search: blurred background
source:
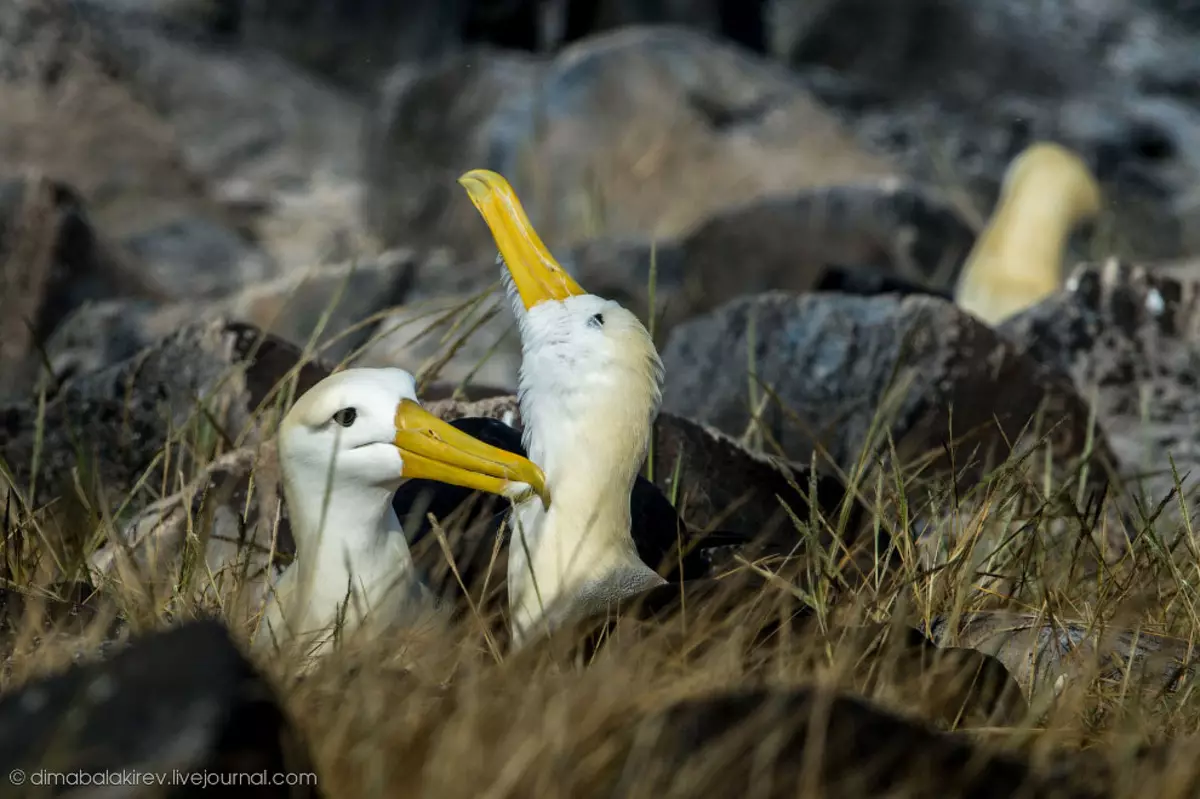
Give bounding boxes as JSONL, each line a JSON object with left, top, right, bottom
{"left": 2, "top": 0, "right": 1199, "bottom": 398}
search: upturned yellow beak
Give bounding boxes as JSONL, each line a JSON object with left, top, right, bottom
{"left": 457, "top": 168, "right": 586, "bottom": 309}
{"left": 394, "top": 399, "right": 550, "bottom": 508}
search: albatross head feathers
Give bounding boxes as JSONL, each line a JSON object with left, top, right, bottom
{"left": 279, "top": 367, "right": 550, "bottom": 512}
{"left": 457, "top": 170, "right": 663, "bottom": 451}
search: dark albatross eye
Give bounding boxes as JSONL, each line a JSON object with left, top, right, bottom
{"left": 332, "top": 407, "right": 357, "bottom": 427}
{"left": 588, "top": 313, "right": 605, "bottom": 329}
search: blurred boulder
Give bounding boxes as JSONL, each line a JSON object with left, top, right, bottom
{"left": 0, "top": 175, "right": 164, "bottom": 397}
{"left": 1000, "top": 258, "right": 1200, "bottom": 509}
{"left": 622, "top": 687, "right": 1103, "bottom": 799}
{"left": 0, "top": 320, "right": 327, "bottom": 513}
{"left": 455, "top": 179, "right": 967, "bottom": 346}
{"left": 660, "top": 292, "right": 1121, "bottom": 495}
{"left": 42, "top": 250, "right": 415, "bottom": 386}
{"left": 552, "top": 0, "right": 766, "bottom": 53}
{"left": 122, "top": 216, "right": 275, "bottom": 299}
{"left": 68, "top": 2, "right": 378, "bottom": 275}
{"left": 0, "top": 0, "right": 246, "bottom": 248}
{"left": 930, "top": 609, "right": 1199, "bottom": 703}
{"left": 0, "top": 619, "right": 319, "bottom": 797}
{"left": 358, "top": 292, "right": 520, "bottom": 391}
{"left": 78, "top": 0, "right": 772, "bottom": 90}
{"left": 773, "top": 0, "right": 1200, "bottom": 258}
{"left": 364, "top": 26, "right": 898, "bottom": 262}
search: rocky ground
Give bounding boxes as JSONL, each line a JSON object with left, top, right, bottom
{"left": 2, "top": 1, "right": 1200, "bottom": 797}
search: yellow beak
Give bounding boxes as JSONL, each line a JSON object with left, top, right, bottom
{"left": 394, "top": 399, "right": 550, "bottom": 508}
{"left": 457, "top": 168, "right": 586, "bottom": 309}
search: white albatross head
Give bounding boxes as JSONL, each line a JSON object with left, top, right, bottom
{"left": 459, "top": 169, "right": 667, "bottom": 646}
{"left": 256, "top": 366, "right": 548, "bottom": 659}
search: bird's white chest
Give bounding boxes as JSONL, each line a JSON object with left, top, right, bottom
{"left": 506, "top": 497, "right": 662, "bottom": 647}
{"left": 254, "top": 537, "right": 430, "bottom": 657}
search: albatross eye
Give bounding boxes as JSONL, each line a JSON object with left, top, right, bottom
{"left": 332, "top": 407, "right": 357, "bottom": 427}
{"left": 588, "top": 313, "right": 605, "bottom": 329}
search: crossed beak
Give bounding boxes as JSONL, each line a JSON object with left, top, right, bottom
{"left": 457, "top": 168, "right": 586, "bottom": 309}
{"left": 394, "top": 399, "right": 549, "bottom": 508}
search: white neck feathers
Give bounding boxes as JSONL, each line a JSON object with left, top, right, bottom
{"left": 255, "top": 464, "right": 433, "bottom": 657}
{"left": 507, "top": 343, "right": 666, "bottom": 647}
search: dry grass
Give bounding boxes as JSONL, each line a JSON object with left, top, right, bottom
{"left": 1, "top": 42, "right": 1199, "bottom": 795}
{"left": 2, "top": 270, "right": 1200, "bottom": 799}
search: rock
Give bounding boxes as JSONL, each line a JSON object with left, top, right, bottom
{"left": 0, "top": 619, "right": 319, "bottom": 796}
{"left": 80, "top": 1, "right": 772, "bottom": 89}
{"left": 73, "top": 4, "right": 378, "bottom": 274}
{"left": 0, "top": 0, "right": 242, "bottom": 244}
{"left": 930, "top": 610, "right": 1198, "bottom": 705}
{"left": 0, "top": 0, "right": 108, "bottom": 83}
{"left": 0, "top": 176, "right": 165, "bottom": 396}
{"left": 424, "top": 394, "right": 522, "bottom": 426}
{"left": 553, "top": 179, "right": 968, "bottom": 340}
{"left": 660, "top": 292, "right": 1122, "bottom": 496}
{"left": 42, "top": 251, "right": 414, "bottom": 385}
{"left": 76, "top": 0, "right": 457, "bottom": 85}
{"left": 363, "top": 48, "right": 544, "bottom": 263}
{"left": 774, "top": 0, "right": 1200, "bottom": 259}
{"left": 999, "top": 258, "right": 1200, "bottom": 510}
{"left": 121, "top": 216, "right": 275, "bottom": 299}
{"left": 364, "top": 26, "right": 898, "bottom": 263}
{"left": 607, "top": 687, "right": 1103, "bottom": 799}
{"left": 38, "top": 298, "right": 184, "bottom": 387}
{"left": 232, "top": 0, "right": 508, "bottom": 89}
{"left": 0, "top": 320, "right": 328, "bottom": 515}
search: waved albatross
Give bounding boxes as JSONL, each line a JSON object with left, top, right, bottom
{"left": 452, "top": 169, "right": 1027, "bottom": 724}
{"left": 456, "top": 169, "right": 876, "bottom": 648}
{"left": 954, "top": 141, "right": 1102, "bottom": 325}
{"left": 254, "top": 367, "right": 548, "bottom": 659}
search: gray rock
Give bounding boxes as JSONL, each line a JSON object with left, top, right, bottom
{"left": 930, "top": 609, "right": 1199, "bottom": 704}
{"left": 363, "top": 47, "right": 545, "bottom": 262}
{"left": 372, "top": 178, "right": 967, "bottom": 352}
{"left": 660, "top": 292, "right": 1121, "bottom": 496}
{"left": 121, "top": 216, "right": 276, "bottom": 298}
{"left": 0, "top": 319, "right": 329, "bottom": 514}
{"left": 230, "top": 0, "right": 487, "bottom": 88}
{"left": 774, "top": 0, "right": 1200, "bottom": 259}
{"left": 547, "top": 0, "right": 766, "bottom": 52}
{"left": 0, "top": 175, "right": 165, "bottom": 398}
{"left": 0, "top": 0, "right": 246, "bottom": 244}
{"left": 42, "top": 250, "right": 415, "bottom": 385}
{"left": 217, "top": 250, "right": 417, "bottom": 363}
{"left": 0, "top": 0, "right": 106, "bottom": 83}
{"left": 363, "top": 26, "right": 897, "bottom": 262}
{"left": 540, "top": 180, "right": 965, "bottom": 342}
{"left": 38, "top": 298, "right": 181, "bottom": 388}
{"left": 71, "top": 4, "right": 379, "bottom": 275}
{"left": 625, "top": 687, "right": 1103, "bottom": 799}
{"left": 1000, "top": 258, "right": 1200, "bottom": 510}
{"left": 653, "top": 179, "right": 969, "bottom": 331}
{"left": 0, "top": 619, "right": 319, "bottom": 797}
